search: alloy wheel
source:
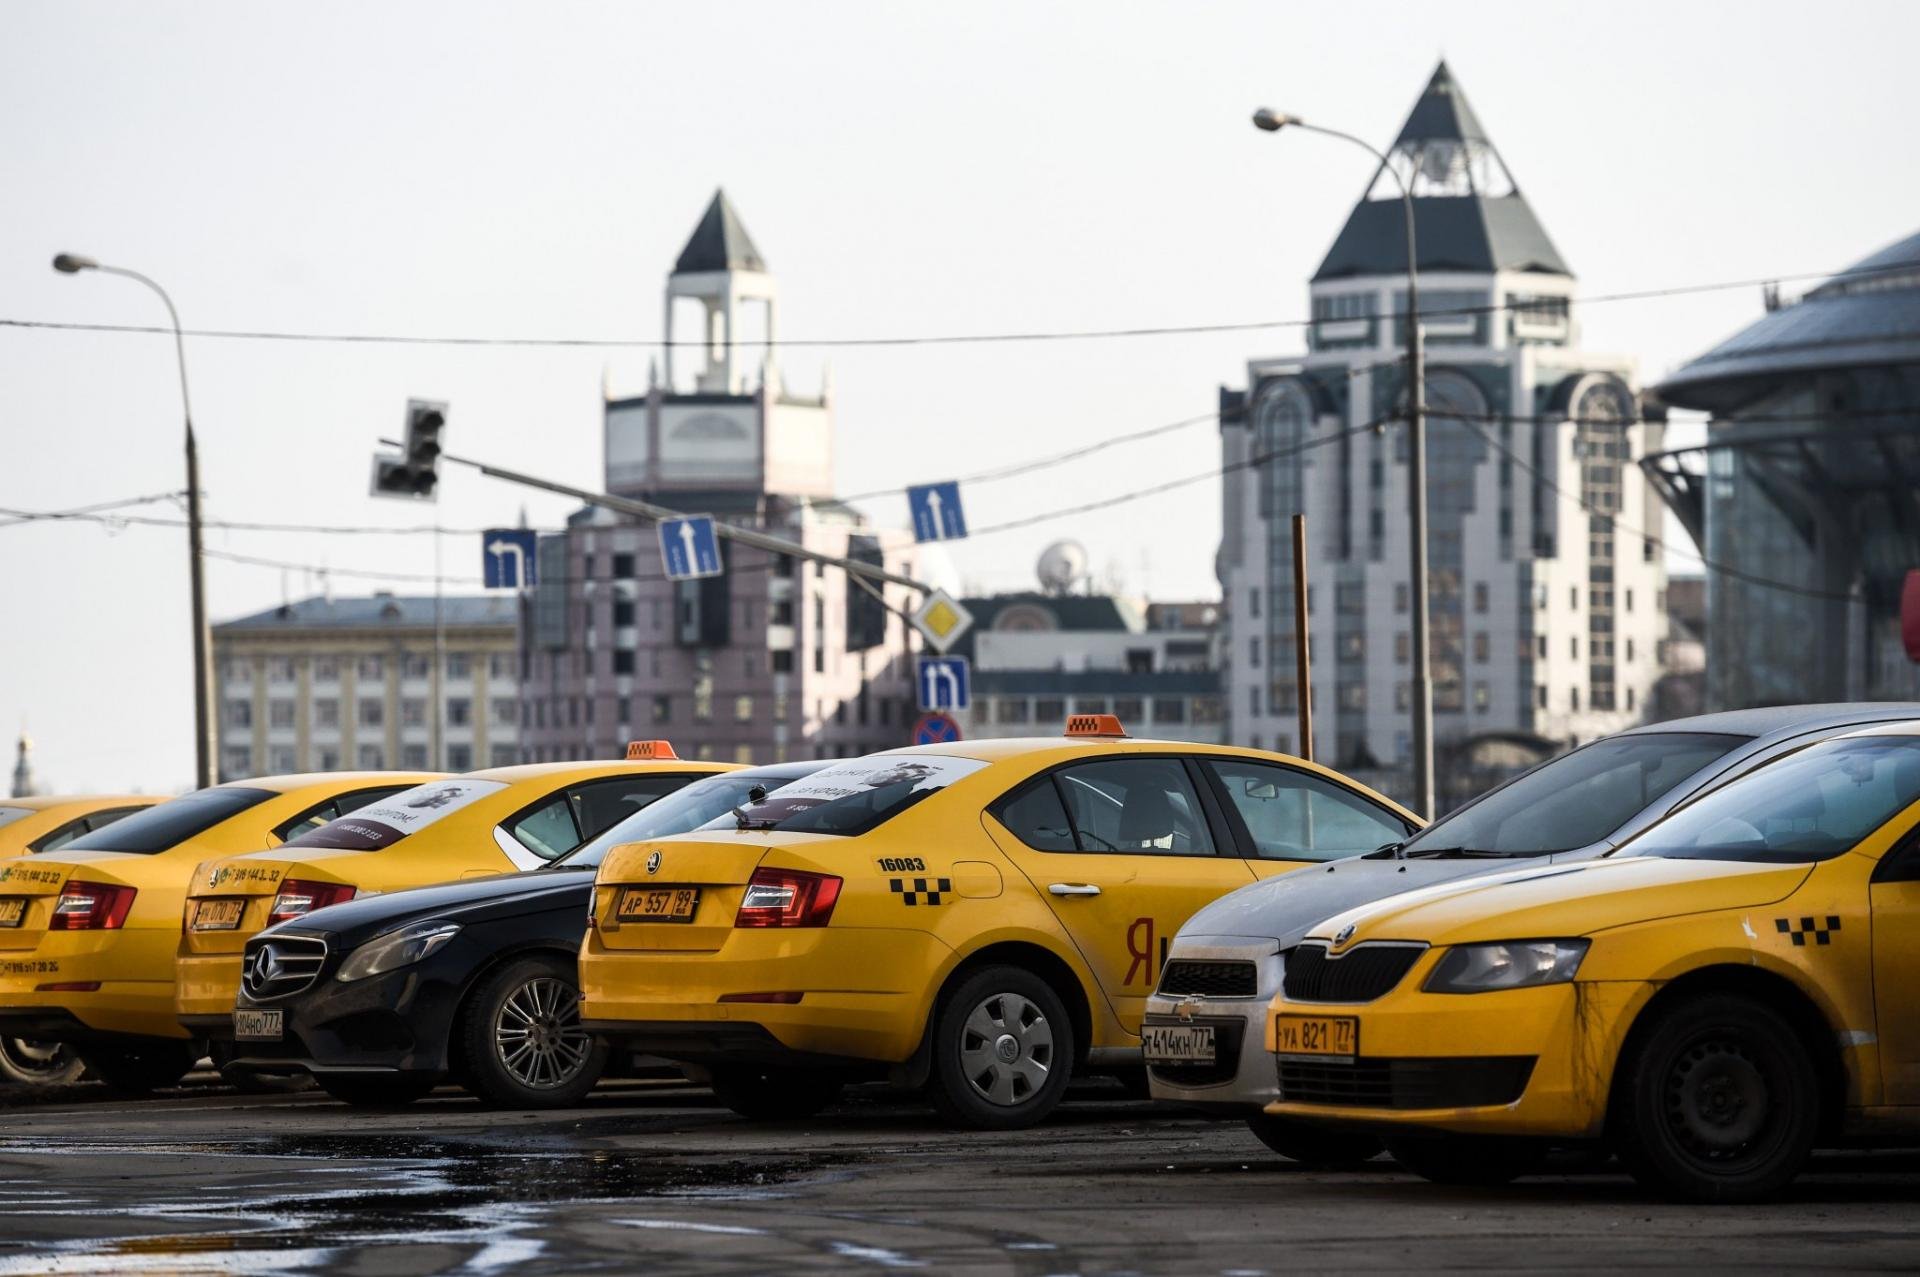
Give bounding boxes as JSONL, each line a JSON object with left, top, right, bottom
{"left": 493, "top": 977, "right": 592, "bottom": 1090}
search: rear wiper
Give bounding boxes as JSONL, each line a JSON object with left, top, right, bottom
{"left": 732, "top": 807, "right": 780, "bottom": 831}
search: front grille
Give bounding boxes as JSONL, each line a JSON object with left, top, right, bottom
{"left": 1146, "top": 1018, "right": 1245, "bottom": 1088}
{"left": 1278, "top": 1056, "right": 1536, "bottom": 1109}
{"left": 1282, "top": 942, "right": 1424, "bottom": 1003}
{"left": 241, "top": 934, "right": 328, "bottom": 1001}
{"left": 1157, "top": 959, "right": 1258, "bottom": 998}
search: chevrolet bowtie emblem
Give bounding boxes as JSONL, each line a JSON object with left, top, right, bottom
{"left": 645, "top": 850, "right": 662, "bottom": 876}
{"left": 1333, "top": 923, "right": 1357, "bottom": 948}
{"left": 1175, "top": 996, "right": 1203, "bottom": 1023}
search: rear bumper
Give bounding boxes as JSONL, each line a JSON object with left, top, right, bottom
{"left": 0, "top": 1007, "right": 186, "bottom": 1049}
{"left": 0, "top": 930, "right": 187, "bottom": 1040}
{"left": 175, "top": 952, "right": 243, "bottom": 1021}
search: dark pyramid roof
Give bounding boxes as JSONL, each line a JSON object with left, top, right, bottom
{"left": 673, "top": 189, "right": 767, "bottom": 275}
{"left": 1313, "top": 63, "right": 1571, "bottom": 282}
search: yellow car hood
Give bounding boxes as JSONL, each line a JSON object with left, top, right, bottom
{"left": 1311, "top": 854, "right": 1816, "bottom": 949}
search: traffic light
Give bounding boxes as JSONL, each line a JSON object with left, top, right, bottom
{"left": 370, "top": 399, "right": 447, "bottom": 500}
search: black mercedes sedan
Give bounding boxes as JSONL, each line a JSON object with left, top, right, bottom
{"left": 226, "top": 760, "right": 831, "bottom": 1108}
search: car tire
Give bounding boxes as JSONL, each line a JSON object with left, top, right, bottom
{"left": 1384, "top": 1134, "right": 1548, "bottom": 1186}
{"left": 927, "top": 965, "right": 1075, "bottom": 1130}
{"left": 79, "top": 1042, "right": 199, "bottom": 1095}
{"left": 1611, "top": 993, "right": 1819, "bottom": 1203}
{"left": 708, "top": 1066, "right": 845, "bottom": 1120}
{"left": 0, "top": 1037, "right": 85, "bottom": 1087}
{"left": 455, "top": 955, "right": 608, "bottom": 1109}
{"left": 315, "top": 1073, "right": 438, "bottom": 1108}
{"left": 1245, "top": 1114, "right": 1382, "bottom": 1166}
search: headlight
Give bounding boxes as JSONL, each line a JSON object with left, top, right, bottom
{"left": 335, "top": 921, "right": 461, "bottom": 983}
{"left": 1424, "top": 939, "right": 1589, "bottom": 994}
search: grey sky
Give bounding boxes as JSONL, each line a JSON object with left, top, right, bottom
{"left": 4, "top": 0, "right": 1916, "bottom": 793}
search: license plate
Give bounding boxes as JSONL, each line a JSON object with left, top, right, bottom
{"left": 1274, "top": 1014, "right": 1358, "bottom": 1059}
{"left": 234, "top": 1008, "right": 283, "bottom": 1041}
{"left": 617, "top": 887, "right": 701, "bottom": 923}
{"left": 1141, "top": 1023, "right": 1216, "bottom": 1065}
{"left": 192, "top": 898, "right": 246, "bottom": 931}
{"left": 0, "top": 899, "right": 23, "bottom": 928}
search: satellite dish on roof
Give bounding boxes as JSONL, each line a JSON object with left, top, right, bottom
{"left": 1037, "top": 540, "right": 1088, "bottom": 596}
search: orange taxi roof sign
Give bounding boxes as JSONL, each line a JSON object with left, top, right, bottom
{"left": 1064, "top": 714, "right": 1128, "bottom": 739}
{"left": 625, "top": 740, "right": 679, "bottom": 760}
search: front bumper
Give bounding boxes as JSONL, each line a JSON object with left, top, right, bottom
{"left": 1143, "top": 939, "right": 1283, "bottom": 1111}
{"left": 580, "top": 926, "right": 952, "bottom": 1066}
{"left": 1260, "top": 971, "right": 1649, "bottom": 1139}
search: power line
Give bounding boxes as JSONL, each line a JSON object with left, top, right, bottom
{"left": 3, "top": 257, "right": 1914, "bottom": 352}
{"left": 0, "top": 490, "right": 185, "bottom": 528}
{"left": 201, "top": 546, "right": 486, "bottom": 586}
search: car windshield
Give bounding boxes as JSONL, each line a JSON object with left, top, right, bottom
{"left": 60, "top": 787, "right": 273, "bottom": 855}
{"left": 1629, "top": 735, "right": 1920, "bottom": 864}
{"left": 549, "top": 765, "right": 831, "bottom": 869}
{"left": 697, "top": 754, "right": 989, "bottom": 837}
{"left": 1398, "top": 732, "right": 1747, "bottom": 856}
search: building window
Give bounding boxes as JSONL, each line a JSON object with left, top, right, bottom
{"left": 402, "top": 699, "right": 426, "bottom": 727}
{"left": 358, "top": 698, "right": 384, "bottom": 727}
{"left": 1571, "top": 637, "right": 1580, "bottom": 660}
{"left": 226, "top": 700, "right": 252, "bottom": 728}
{"left": 735, "top": 696, "right": 754, "bottom": 724}
{"left": 489, "top": 652, "right": 514, "bottom": 679}
{"left": 1249, "top": 686, "right": 1261, "bottom": 717}
{"left": 1151, "top": 698, "right": 1185, "bottom": 724}
{"left": 1339, "top": 683, "right": 1365, "bottom": 710}
{"left": 1248, "top": 588, "right": 1260, "bottom": 618}
{"left": 403, "top": 654, "right": 431, "bottom": 679}
{"left": 1627, "top": 686, "right": 1637, "bottom": 711}
{"left": 1395, "top": 633, "right": 1409, "bottom": 664}
{"left": 1394, "top": 583, "right": 1408, "bottom": 614}
{"left": 358, "top": 655, "right": 383, "bottom": 680}
{"left": 1537, "top": 634, "right": 1547, "bottom": 659}
{"left": 1472, "top": 632, "right": 1489, "bottom": 663}
{"left": 446, "top": 653, "right": 470, "bottom": 680}
{"left": 1113, "top": 697, "right": 1144, "bottom": 723}
{"left": 447, "top": 698, "right": 471, "bottom": 727}
{"left": 1570, "top": 686, "right": 1581, "bottom": 711}
{"left": 268, "top": 658, "right": 295, "bottom": 684}
{"left": 312, "top": 658, "right": 339, "bottom": 683}
{"left": 1537, "top": 684, "right": 1548, "bottom": 708}
{"left": 613, "top": 552, "right": 635, "bottom": 579}
{"left": 401, "top": 744, "right": 429, "bottom": 769}
{"left": 1249, "top": 637, "right": 1261, "bottom": 668}
{"left": 1624, "top": 589, "right": 1635, "bottom": 613}
{"left": 693, "top": 677, "right": 713, "bottom": 724}
{"left": 651, "top": 695, "right": 671, "bottom": 724}
{"left": 492, "top": 698, "right": 516, "bottom": 725}
{"left": 269, "top": 746, "right": 297, "bottom": 773}
{"left": 1395, "top": 683, "right": 1409, "bottom": 711}
{"left": 313, "top": 698, "right": 339, "bottom": 729}
{"left": 357, "top": 744, "right": 383, "bottom": 769}
{"left": 1625, "top": 638, "right": 1636, "bottom": 663}
{"left": 997, "top": 698, "right": 1031, "bottom": 725}
{"left": 269, "top": 700, "right": 296, "bottom": 729}
{"left": 613, "top": 649, "right": 635, "bottom": 675}
{"left": 772, "top": 693, "right": 789, "bottom": 723}
{"left": 772, "top": 649, "right": 794, "bottom": 673}
{"left": 222, "top": 746, "right": 252, "bottom": 779}
{"left": 447, "top": 744, "right": 472, "bottom": 771}
{"left": 1473, "top": 681, "right": 1490, "bottom": 711}
{"left": 1191, "top": 697, "right": 1224, "bottom": 724}
{"left": 1473, "top": 583, "right": 1489, "bottom": 614}
{"left": 1570, "top": 587, "right": 1579, "bottom": 611}
{"left": 490, "top": 745, "right": 517, "bottom": 767}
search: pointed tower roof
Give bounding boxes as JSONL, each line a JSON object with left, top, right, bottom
{"left": 673, "top": 189, "right": 767, "bottom": 275}
{"left": 1313, "top": 63, "right": 1570, "bottom": 282}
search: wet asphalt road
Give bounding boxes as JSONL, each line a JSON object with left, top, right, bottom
{"left": 3, "top": 1078, "right": 1920, "bottom": 1274}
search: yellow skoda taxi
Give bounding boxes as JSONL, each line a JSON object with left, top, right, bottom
{"left": 179, "top": 744, "right": 730, "bottom": 1049}
{"left": 582, "top": 717, "right": 1416, "bottom": 1128}
{"left": 0, "top": 795, "right": 161, "bottom": 859}
{"left": 1260, "top": 721, "right": 1920, "bottom": 1202}
{"left": 0, "top": 772, "right": 435, "bottom": 1092}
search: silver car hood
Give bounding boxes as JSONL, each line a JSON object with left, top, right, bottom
{"left": 1178, "top": 851, "right": 1594, "bottom": 951}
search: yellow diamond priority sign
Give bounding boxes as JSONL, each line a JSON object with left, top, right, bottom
{"left": 910, "top": 589, "right": 974, "bottom": 654}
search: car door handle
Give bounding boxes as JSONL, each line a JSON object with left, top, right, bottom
{"left": 1048, "top": 883, "right": 1102, "bottom": 897}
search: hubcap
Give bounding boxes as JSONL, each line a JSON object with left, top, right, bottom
{"left": 494, "top": 977, "right": 591, "bottom": 1090}
{"left": 1664, "top": 1036, "right": 1771, "bottom": 1161}
{"left": 0, "top": 1037, "right": 75, "bottom": 1081}
{"left": 958, "top": 992, "right": 1053, "bottom": 1107}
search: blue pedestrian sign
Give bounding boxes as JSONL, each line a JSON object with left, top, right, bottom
{"left": 912, "top": 712, "right": 962, "bottom": 746}
{"left": 907, "top": 481, "right": 967, "bottom": 543}
{"left": 658, "top": 515, "right": 723, "bottom": 581}
{"left": 917, "top": 656, "right": 971, "bottom": 712}
{"left": 481, "top": 529, "right": 538, "bottom": 589}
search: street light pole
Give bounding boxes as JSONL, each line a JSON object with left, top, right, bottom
{"left": 1251, "top": 110, "right": 1433, "bottom": 818}
{"left": 53, "top": 254, "right": 216, "bottom": 789}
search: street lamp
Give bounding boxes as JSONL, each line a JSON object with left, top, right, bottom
{"left": 53, "top": 254, "right": 216, "bottom": 789}
{"left": 1252, "top": 108, "right": 1434, "bottom": 818}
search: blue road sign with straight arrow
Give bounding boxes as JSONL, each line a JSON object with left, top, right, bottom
{"left": 907, "top": 481, "right": 967, "bottom": 543}
{"left": 658, "top": 515, "right": 724, "bottom": 581}
{"left": 482, "top": 529, "right": 538, "bottom": 589}
{"left": 917, "top": 656, "right": 970, "bottom": 712}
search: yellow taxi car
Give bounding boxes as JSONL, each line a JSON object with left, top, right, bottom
{"left": 582, "top": 717, "right": 1417, "bottom": 1129}
{"left": 1260, "top": 721, "right": 1920, "bottom": 1202}
{"left": 179, "top": 743, "right": 731, "bottom": 1052}
{"left": 0, "top": 794, "right": 161, "bottom": 859}
{"left": 0, "top": 771, "right": 435, "bottom": 1092}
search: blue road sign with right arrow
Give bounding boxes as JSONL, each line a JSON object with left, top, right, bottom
{"left": 907, "top": 481, "right": 967, "bottom": 543}
{"left": 481, "top": 529, "right": 538, "bottom": 589}
{"left": 658, "top": 515, "right": 723, "bottom": 581}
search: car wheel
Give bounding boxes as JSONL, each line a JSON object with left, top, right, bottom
{"left": 708, "top": 1066, "right": 845, "bottom": 1120}
{"left": 927, "top": 965, "right": 1075, "bottom": 1130}
{"left": 207, "top": 1041, "right": 313, "bottom": 1094}
{"left": 1611, "top": 993, "right": 1819, "bottom": 1203}
{"left": 0, "top": 1037, "right": 85, "bottom": 1087}
{"left": 456, "top": 955, "right": 608, "bottom": 1109}
{"left": 315, "top": 1073, "right": 438, "bottom": 1107}
{"left": 79, "top": 1042, "right": 199, "bottom": 1095}
{"left": 1245, "top": 1114, "right": 1382, "bottom": 1166}
{"left": 1385, "top": 1134, "right": 1548, "bottom": 1185}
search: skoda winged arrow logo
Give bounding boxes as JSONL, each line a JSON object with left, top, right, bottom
{"left": 645, "top": 851, "right": 662, "bottom": 876}
{"left": 1333, "top": 923, "right": 1357, "bottom": 948}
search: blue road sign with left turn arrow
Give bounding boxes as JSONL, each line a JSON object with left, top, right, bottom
{"left": 482, "top": 529, "right": 538, "bottom": 589}
{"left": 907, "top": 481, "right": 967, "bottom": 543}
{"left": 917, "top": 656, "right": 970, "bottom": 712}
{"left": 658, "top": 515, "right": 724, "bottom": 581}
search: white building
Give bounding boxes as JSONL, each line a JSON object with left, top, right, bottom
{"left": 1218, "top": 63, "right": 1666, "bottom": 808}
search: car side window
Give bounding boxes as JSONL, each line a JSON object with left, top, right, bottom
{"left": 1205, "top": 759, "right": 1409, "bottom": 862}
{"left": 1053, "top": 759, "right": 1216, "bottom": 856}
{"left": 1874, "top": 823, "right": 1920, "bottom": 884}
{"left": 506, "top": 794, "right": 580, "bottom": 861}
{"left": 569, "top": 776, "right": 685, "bottom": 843}
{"left": 995, "top": 779, "right": 1077, "bottom": 852}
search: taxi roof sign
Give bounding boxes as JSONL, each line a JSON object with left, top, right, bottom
{"left": 625, "top": 740, "right": 679, "bottom": 760}
{"left": 1064, "top": 714, "right": 1128, "bottom": 739}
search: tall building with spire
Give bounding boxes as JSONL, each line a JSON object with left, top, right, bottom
{"left": 11, "top": 730, "right": 37, "bottom": 798}
{"left": 1218, "top": 64, "right": 1667, "bottom": 809}
{"left": 517, "top": 191, "right": 920, "bottom": 765}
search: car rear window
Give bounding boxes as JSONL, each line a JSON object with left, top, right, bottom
{"left": 60, "top": 787, "right": 274, "bottom": 855}
{"left": 284, "top": 778, "right": 510, "bottom": 851}
{"left": 699, "top": 755, "right": 988, "bottom": 837}
{"left": 551, "top": 764, "right": 835, "bottom": 869}
{"left": 0, "top": 807, "right": 31, "bottom": 832}
{"left": 1631, "top": 735, "right": 1920, "bottom": 863}
{"left": 1399, "top": 732, "right": 1748, "bottom": 855}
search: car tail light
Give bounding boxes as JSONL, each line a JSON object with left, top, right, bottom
{"left": 49, "top": 882, "right": 135, "bottom": 931}
{"left": 734, "top": 868, "right": 841, "bottom": 928}
{"left": 268, "top": 880, "right": 356, "bottom": 926}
